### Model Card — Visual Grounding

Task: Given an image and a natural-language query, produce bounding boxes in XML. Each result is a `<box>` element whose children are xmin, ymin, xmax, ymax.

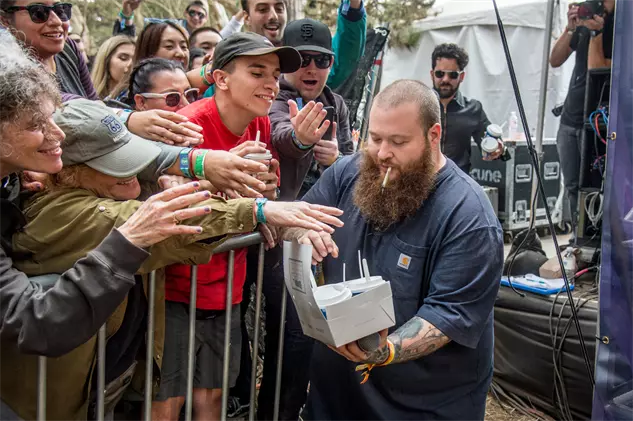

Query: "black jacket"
<box><xmin>270</xmin><ymin>78</ymin><xmax>354</xmax><ymax>200</ymax></box>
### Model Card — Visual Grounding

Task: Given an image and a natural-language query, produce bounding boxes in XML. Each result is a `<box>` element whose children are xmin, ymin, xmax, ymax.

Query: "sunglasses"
<box><xmin>187</xmin><ymin>10</ymin><xmax>206</xmax><ymax>19</ymax></box>
<box><xmin>434</xmin><ymin>70</ymin><xmax>464</xmax><ymax>80</ymax></box>
<box><xmin>300</xmin><ymin>53</ymin><xmax>332</xmax><ymax>69</ymax></box>
<box><xmin>143</xmin><ymin>17</ymin><xmax>182</xmax><ymax>27</ymax></box>
<box><xmin>140</xmin><ymin>89</ymin><xmax>200</xmax><ymax>107</ymax></box>
<box><xmin>6</xmin><ymin>2</ymin><xmax>72</xmax><ymax>24</ymax></box>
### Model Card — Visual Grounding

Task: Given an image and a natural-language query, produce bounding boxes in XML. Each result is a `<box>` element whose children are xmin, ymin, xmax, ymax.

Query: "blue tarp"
<box><xmin>592</xmin><ymin>0</ymin><xmax>633</xmax><ymax>418</ymax></box>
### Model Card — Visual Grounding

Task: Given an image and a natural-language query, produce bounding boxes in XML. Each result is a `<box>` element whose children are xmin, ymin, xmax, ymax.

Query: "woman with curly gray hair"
<box><xmin>0</xmin><ymin>30</ymin><xmax>216</xmax><ymax>359</ymax></box>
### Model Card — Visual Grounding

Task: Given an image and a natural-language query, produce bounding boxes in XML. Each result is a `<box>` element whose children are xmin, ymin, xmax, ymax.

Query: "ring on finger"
<box><xmin>172</xmin><ymin>212</ymin><xmax>181</xmax><ymax>225</ymax></box>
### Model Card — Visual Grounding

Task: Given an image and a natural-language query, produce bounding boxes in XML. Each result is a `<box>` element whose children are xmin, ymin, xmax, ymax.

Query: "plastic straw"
<box><xmin>255</xmin><ymin>130</ymin><xmax>261</xmax><ymax>146</ymax></box>
<box><xmin>358</xmin><ymin>250</ymin><xmax>363</xmax><ymax>278</ymax></box>
<box><xmin>342</xmin><ymin>263</ymin><xmax>346</xmax><ymax>286</ymax></box>
<box><xmin>362</xmin><ymin>259</ymin><xmax>371</xmax><ymax>283</ymax></box>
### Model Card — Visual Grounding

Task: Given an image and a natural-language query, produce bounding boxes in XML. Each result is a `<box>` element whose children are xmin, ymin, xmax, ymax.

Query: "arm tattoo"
<box><xmin>364</xmin><ymin>343</ymin><xmax>390</xmax><ymax>365</ymax></box>
<box><xmin>388</xmin><ymin>316</ymin><xmax>450</xmax><ymax>364</ymax></box>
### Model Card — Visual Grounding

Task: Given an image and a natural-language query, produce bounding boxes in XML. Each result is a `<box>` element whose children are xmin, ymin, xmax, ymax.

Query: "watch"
<box><xmin>591</xmin><ymin>29</ymin><xmax>603</xmax><ymax>38</ymax></box>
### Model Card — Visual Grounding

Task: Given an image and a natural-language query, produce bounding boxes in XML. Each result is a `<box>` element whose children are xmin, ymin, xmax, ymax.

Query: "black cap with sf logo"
<box><xmin>282</xmin><ymin>18</ymin><xmax>334</xmax><ymax>55</ymax></box>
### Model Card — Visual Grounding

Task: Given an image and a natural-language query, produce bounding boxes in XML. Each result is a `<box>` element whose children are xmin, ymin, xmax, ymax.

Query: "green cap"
<box><xmin>54</xmin><ymin>99</ymin><xmax>161</xmax><ymax>178</ymax></box>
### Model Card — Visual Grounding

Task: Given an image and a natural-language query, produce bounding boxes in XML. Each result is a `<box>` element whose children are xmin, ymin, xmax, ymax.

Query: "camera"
<box><xmin>576</xmin><ymin>0</ymin><xmax>604</xmax><ymax>20</ymax></box>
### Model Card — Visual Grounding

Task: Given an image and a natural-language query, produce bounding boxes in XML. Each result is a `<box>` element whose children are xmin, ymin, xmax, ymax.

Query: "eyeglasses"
<box><xmin>433</xmin><ymin>70</ymin><xmax>464</xmax><ymax>80</ymax></box>
<box><xmin>140</xmin><ymin>89</ymin><xmax>200</xmax><ymax>107</ymax></box>
<box><xmin>300</xmin><ymin>53</ymin><xmax>332</xmax><ymax>70</ymax></box>
<box><xmin>5</xmin><ymin>2</ymin><xmax>72</xmax><ymax>24</ymax></box>
<box><xmin>187</xmin><ymin>10</ymin><xmax>206</xmax><ymax>19</ymax></box>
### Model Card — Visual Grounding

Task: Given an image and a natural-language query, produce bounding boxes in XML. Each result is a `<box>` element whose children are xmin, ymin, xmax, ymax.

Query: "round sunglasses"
<box><xmin>139</xmin><ymin>89</ymin><xmax>200</xmax><ymax>107</ymax></box>
<box><xmin>300</xmin><ymin>53</ymin><xmax>332</xmax><ymax>70</ymax></box>
<box><xmin>433</xmin><ymin>70</ymin><xmax>464</xmax><ymax>80</ymax></box>
<box><xmin>6</xmin><ymin>2</ymin><xmax>72</xmax><ymax>24</ymax></box>
<box><xmin>187</xmin><ymin>10</ymin><xmax>206</xmax><ymax>20</ymax></box>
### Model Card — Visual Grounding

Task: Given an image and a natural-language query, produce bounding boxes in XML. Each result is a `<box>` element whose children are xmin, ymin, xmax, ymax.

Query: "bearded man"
<box><xmin>430</xmin><ymin>43</ymin><xmax>505</xmax><ymax>174</ymax></box>
<box><xmin>280</xmin><ymin>79</ymin><xmax>504</xmax><ymax>420</ymax></box>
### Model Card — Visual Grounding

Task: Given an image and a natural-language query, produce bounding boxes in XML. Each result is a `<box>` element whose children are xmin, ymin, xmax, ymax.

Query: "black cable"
<box><xmin>491</xmin><ymin>0</ymin><xmax>595</xmax><ymax>387</ymax></box>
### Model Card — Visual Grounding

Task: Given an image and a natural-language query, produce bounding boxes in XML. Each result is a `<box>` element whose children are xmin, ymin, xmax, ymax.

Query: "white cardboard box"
<box><xmin>283</xmin><ymin>241</ymin><xmax>396</xmax><ymax>347</ymax></box>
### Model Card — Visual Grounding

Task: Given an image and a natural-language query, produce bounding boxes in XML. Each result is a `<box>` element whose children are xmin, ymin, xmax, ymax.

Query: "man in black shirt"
<box><xmin>430</xmin><ymin>44</ymin><xmax>504</xmax><ymax>174</ymax></box>
<box><xmin>550</xmin><ymin>0</ymin><xmax>613</xmax><ymax>229</ymax></box>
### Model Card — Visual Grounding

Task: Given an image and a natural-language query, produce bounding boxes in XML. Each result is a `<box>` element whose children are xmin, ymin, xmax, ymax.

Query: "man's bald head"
<box><xmin>373</xmin><ymin>80</ymin><xmax>441</xmax><ymax>134</ymax></box>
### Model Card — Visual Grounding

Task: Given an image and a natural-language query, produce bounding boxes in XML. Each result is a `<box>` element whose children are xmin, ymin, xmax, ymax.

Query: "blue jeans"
<box><xmin>556</xmin><ymin>123</ymin><xmax>583</xmax><ymax>227</ymax></box>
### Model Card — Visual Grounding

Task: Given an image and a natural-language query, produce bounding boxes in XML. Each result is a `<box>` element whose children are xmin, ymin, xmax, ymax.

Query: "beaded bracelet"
<box><xmin>292</xmin><ymin>130</ymin><xmax>313</xmax><ymax>150</ymax></box>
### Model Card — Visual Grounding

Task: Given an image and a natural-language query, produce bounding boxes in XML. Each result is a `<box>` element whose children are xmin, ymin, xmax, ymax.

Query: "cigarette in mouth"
<box><xmin>381</xmin><ymin>167</ymin><xmax>392</xmax><ymax>192</ymax></box>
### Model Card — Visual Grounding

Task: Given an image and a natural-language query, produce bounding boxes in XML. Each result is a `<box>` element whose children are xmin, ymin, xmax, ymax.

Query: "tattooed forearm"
<box><xmin>364</xmin><ymin>343</ymin><xmax>390</xmax><ymax>365</ymax></box>
<box><xmin>388</xmin><ymin>316</ymin><xmax>450</xmax><ymax>364</ymax></box>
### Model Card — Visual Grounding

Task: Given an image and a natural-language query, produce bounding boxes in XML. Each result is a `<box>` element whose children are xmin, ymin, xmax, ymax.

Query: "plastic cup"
<box><xmin>346</xmin><ymin>276</ymin><xmax>385</xmax><ymax>296</ymax></box>
<box><xmin>314</xmin><ymin>284</ymin><xmax>352</xmax><ymax>319</ymax></box>
<box><xmin>244</xmin><ymin>151</ymin><xmax>272</xmax><ymax>177</ymax></box>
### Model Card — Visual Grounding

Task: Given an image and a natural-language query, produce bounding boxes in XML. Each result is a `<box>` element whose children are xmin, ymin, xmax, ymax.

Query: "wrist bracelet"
<box><xmin>355</xmin><ymin>339</ymin><xmax>395</xmax><ymax>384</ymax></box>
<box><xmin>187</xmin><ymin>148</ymin><xmax>197</xmax><ymax>179</ymax></box>
<box><xmin>118</xmin><ymin>109</ymin><xmax>134</xmax><ymax>127</ymax></box>
<box><xmin>292</xmin><ymin>130</ymin><xmax>313</xmax><ymax>150</ymax></box>
<box><xmin>200</xmin><ymin>64</ymin><xmax>212</xmax><ymax>86</ymax></box>
<box><xmin>376</xmin><ymin>340</ymin><xmax>395</xmax><ymax>367</ymax></box>
<box><xmin>119</xmin><ymin>10</ymin><xmax>133</xmax><ymax>20</ymax></box>
<box><xmin>255</xmin><ymin>198</ymin><xmax>268</xmax><ymax>224</ymax></box>
<box><xmin>193</xmin><ymin>150</ymin><xmax>207</xmax><ymax>179</ymax></box>
<box><xmin>179</xmin><ymin>148</ymin><xmax>193</xmax><ymax>179</ymax></box>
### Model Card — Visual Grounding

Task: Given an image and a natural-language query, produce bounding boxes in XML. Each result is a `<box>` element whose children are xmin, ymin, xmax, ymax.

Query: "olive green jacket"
<box><xmin>2</xmin><ymin>188</ymin><xmax>256</xmax><ymax>420</ymax></box>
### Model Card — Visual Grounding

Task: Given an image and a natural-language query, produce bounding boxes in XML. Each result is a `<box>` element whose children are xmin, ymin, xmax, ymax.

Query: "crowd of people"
<box><xmin>0</xmin><ymin>0</ymin><xmax>614</xmax><ymax>420</ymax></box>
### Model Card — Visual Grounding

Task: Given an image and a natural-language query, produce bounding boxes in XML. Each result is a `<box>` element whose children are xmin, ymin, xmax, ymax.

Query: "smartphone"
<box><xmin>577</xmin><ymin>0</ymin><xmax>604</xmax><ymax>20</ymax></box>
<box><xmin>322</xmin><ymin>106</ymin><xmax>335</xmax><ymax>141</ymax></box>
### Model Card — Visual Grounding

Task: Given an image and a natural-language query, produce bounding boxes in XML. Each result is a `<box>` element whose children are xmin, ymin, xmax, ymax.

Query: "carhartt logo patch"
<box><xmin>397</xmin><ymin>253</ymin><xmax>411</xmax><ymax>270</ymax></box>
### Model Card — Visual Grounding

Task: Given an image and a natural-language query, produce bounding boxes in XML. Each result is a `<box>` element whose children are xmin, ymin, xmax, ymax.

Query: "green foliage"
<box><xmin>303</xmin><ymin>0</ymin><xmax>434</xmax><ymax>48</ymax></box>
<box><xmin>75</xmin><ymin>0</ymin><xmax>433</xmax><ymax>54</ymax></box>
<box><xmin>73</xmin><ymin>0</ymin><xmax>240</xmax><ymax>54</ymax></box>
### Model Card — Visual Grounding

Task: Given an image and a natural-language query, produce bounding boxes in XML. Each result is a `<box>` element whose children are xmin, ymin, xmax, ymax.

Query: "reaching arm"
<box><xmin>550</xmin><ymin>6</ymin><xmax>578</xmax><ymax>68</ymax></box>
<box><xmin>0</xmin><ymin>231</ymin><xmax>147</xmax><ymax>357</ymax></box>
<box><xmin>328</xmin><ymin>0</ymin><xmax>367</xmax><ymax>89</ymax></box>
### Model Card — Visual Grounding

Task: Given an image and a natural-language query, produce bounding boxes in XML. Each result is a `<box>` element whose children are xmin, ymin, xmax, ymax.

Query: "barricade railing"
<box><xmin>34</xmin><ymin>232</ymin><xmax>285</xmax><ymax>421</ymax></box>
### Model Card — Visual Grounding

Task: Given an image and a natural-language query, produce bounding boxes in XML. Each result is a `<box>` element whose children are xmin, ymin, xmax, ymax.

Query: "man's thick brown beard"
<box><xmin>353</xmin><ymin>147</ymin><xmax>437</xmax><ymax>231</ymax></box>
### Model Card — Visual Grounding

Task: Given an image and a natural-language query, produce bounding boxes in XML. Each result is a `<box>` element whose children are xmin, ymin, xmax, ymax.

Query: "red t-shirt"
<box><xmin>166</xmin><ymin>97</ymin><xmax>278</xmax><ymax>310</ymax></box>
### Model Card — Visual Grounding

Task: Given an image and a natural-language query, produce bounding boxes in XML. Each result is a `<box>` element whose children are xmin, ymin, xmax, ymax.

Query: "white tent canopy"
<box><xmin>381</xmin><ymin>0</ymin><xmax>574</xmax><ymax>140</ymax></box>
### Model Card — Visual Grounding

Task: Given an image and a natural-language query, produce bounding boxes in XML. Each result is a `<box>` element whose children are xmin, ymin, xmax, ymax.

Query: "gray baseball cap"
<box><xmin>54</xmin><ymin>99</ymin><xmax>161</xmax><ymax>178</ymax></box>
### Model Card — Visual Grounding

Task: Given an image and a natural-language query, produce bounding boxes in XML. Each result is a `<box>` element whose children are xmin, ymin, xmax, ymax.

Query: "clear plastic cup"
<box><xmin>314</xmin><ymin>284</ymin><xmax>352</xmax><ymax>319</ymax></box>
<box><xmin>346</xmin><ymin>276</ymin><xmax>385</xmax><ymax>296</ymax></box>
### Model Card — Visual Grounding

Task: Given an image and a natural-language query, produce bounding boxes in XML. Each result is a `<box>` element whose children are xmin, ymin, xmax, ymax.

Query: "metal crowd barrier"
<box><xmin>35</xmin><ymin>232</ymin><xmax>287</xmax><ymax>421</ymax></box>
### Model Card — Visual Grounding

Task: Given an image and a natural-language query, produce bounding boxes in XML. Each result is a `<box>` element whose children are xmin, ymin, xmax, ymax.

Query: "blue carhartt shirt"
<box><xmin>300</xmin><ymin>154</ymin><xmax>503</xmax><ymax>420</ymax></box>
